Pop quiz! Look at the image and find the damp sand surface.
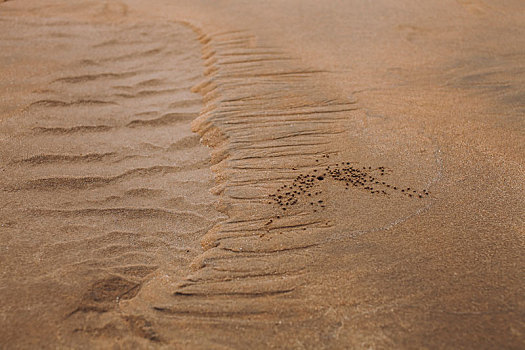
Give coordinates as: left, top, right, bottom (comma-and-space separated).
0, 1, 524, 349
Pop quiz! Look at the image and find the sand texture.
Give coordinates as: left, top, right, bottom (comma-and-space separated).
0, 0, 524, 349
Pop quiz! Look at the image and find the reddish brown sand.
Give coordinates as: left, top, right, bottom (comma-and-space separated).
0, 0, 524, 348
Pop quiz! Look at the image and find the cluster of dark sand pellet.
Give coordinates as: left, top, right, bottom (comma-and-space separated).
269, 161, 430, 211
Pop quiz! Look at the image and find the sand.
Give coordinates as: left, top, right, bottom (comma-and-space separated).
0, 0, 523, 348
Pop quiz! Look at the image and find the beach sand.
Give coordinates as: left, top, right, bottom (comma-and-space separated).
0, 0, 523, 348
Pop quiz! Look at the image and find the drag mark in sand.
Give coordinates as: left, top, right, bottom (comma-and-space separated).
153, 25, 440, 335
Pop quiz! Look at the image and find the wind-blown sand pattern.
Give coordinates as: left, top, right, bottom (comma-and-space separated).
0, 11, 225, 348
1, 0, 524, 349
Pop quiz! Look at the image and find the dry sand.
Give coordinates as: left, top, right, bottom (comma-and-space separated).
0, 0, 523, 348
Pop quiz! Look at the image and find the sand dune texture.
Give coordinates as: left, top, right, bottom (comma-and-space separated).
1, 0, 524, 349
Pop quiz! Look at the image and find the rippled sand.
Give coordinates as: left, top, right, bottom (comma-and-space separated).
0, 0, 524, 348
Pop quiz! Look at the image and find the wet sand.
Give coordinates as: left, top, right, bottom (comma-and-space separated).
0, 0, 524, 349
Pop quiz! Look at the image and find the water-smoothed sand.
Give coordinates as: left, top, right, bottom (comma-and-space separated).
0, 0, 524, 349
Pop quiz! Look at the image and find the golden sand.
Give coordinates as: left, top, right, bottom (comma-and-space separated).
0, 0, 523, 348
